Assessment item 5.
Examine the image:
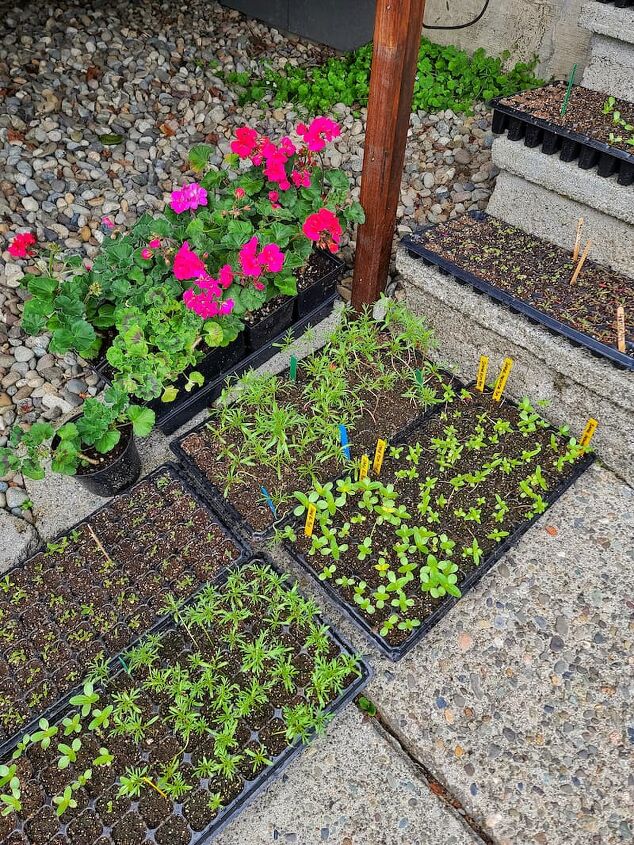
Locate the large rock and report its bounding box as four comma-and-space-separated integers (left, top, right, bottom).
0, 509, 39, 572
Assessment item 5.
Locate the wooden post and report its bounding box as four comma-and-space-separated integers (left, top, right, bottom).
352, 0, 426, 311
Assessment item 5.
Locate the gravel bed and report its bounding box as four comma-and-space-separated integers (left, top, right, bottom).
0, 0, 497, 520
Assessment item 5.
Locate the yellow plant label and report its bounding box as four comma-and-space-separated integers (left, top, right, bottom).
373, 439, 387, 475
304, 504, 317, 537
475, 355, 489, 392
616, 306, 626, 354
359, 454, 369, 481
580, 418, 598, 447
492, 357, 513, 402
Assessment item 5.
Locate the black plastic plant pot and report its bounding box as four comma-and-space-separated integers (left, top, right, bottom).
245, 295, 296, 352
296, 252, 346, 319
72, 423, 141, 497
489, 84, 634, 187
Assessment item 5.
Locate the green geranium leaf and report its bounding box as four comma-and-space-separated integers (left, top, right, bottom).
203, 321, 224, 347
188, 144, 213, 172
161, 386, 178, 403
127, 406, 155, 437
94, 429, 120, 454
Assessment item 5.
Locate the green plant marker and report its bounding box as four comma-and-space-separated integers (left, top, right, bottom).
560, 64, 577, 116
290, 355, 297, 382
415, 369, 423, 387
117, 655, 130, 674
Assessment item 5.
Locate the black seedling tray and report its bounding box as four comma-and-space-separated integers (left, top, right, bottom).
0, 556, 370, 845
401, 211, 634, 370
171, 363, 464, 544
154, 291, 340, 435
283, 393, 595, 661
595, 0, 633, 7
0, 462, 249, 759
490, 84, 634, 186
194, 556, 371, 844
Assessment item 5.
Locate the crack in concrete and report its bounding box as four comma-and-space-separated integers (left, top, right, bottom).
357, 699, 495, 845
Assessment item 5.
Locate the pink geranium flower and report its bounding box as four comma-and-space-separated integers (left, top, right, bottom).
231, 126, 259, 159
7, 232, 36, 258
170, 182, 208, 214
238, 237, 263, 278
141, 248, 153, 260
291, 169, 311, 189
303, 208, 342, 253
234, 187, 245, 199
297, 117, 341, 152
173, 241, 207, 281
218, 264, 234, 289
259, 243, 285, 273
149, 238, 161, 249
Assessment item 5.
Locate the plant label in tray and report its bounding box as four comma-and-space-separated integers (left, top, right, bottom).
580, 418, 599, 447
492, 357, 513, 402
373, 439, 387, 475
476, 355, 489, 392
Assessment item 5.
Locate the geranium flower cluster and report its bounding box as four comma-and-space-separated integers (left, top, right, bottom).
7, 232, 36, 258
230, 117, 341, 194
170, 182, 208, 214
303, 208, 342, 254
175, 237, 286, 319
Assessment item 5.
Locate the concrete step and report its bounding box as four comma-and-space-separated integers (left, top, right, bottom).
396, 245, 634, 485
487, 136, 634, 276
580, 1, 634, 99
492, 136, 634, 227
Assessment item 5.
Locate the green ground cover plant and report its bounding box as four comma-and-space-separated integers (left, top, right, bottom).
179, 300, 457, 533
224, 39, 543, 116
0, 563, 364, 844
284, 386, 591, 653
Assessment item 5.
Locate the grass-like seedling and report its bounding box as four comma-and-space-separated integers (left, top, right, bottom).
0, 563, 365, 844
285, 387, 591, 655
180, 300, 456, 533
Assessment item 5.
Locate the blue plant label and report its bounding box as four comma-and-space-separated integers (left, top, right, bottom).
339, 424, 351, 460
260, 486, 277, 516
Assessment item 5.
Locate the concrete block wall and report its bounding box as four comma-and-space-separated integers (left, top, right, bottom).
580, 2, 634, 99
221, 0, 592, 79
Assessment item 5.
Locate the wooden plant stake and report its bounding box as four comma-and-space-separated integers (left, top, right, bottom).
572, 217, 584, 262
616, 305, 626, 353
570, 240, 592, 285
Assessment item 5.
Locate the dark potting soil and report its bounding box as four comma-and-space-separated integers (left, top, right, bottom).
243, 292, 290, 327
411, 214, 634, 354
0, 563, 363, 845
0, 468, 242, 743
75, 424, 132, 476
180, 349, 455, 533
293, 387, 591, 650
295, 250, 338, 293
499, 82, 634, 155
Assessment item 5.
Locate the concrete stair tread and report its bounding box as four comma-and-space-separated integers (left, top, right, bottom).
581, 1, 634, 42
491, 135, 634, 225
